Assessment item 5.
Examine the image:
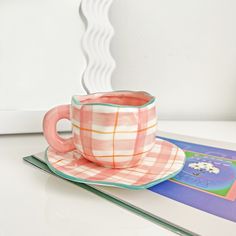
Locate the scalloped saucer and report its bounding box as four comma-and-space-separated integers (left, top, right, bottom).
45, 138, 185, 189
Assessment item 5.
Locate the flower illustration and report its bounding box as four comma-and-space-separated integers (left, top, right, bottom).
188, 161, 220, 175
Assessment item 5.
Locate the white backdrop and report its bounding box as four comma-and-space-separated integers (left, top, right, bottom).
110, 0, 236, 120
0, 0, 85, 111
0, 0, 236, 127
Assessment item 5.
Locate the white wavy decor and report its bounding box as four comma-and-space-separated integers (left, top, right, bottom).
80, 0, 115, 93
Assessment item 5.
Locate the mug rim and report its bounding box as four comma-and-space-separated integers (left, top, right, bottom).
71, 90, 156, 108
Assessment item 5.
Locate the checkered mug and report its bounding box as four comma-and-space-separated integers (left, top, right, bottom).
43, 91, 157, 168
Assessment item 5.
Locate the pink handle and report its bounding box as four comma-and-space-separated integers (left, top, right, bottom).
43, 104, 75, 153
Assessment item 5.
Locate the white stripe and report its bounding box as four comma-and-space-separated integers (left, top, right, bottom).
142, 143, 155, 152
92, 149, 138, 156
113, 150, 135, 155
150, 142, 162, 153
74, 144, 84, 154
97, 156, 132, 163
92, 123, 120, 133
113, 132, 137, 140
145, 125, 157, 135
92, 132, 114, 140
92, 150, 113, 156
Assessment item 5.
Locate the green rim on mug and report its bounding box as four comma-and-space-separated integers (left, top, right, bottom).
71, 90, 156, 108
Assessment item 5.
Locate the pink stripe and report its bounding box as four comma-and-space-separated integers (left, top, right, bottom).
129, 108, 148, 167
79, 106, 97, 163
74, 133, 82, 147
87, 168, 121, 181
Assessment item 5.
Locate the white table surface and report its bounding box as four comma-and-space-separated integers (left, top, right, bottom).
0, 121, 236, 236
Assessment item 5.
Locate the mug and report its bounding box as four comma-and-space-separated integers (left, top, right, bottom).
43, 91, 157, 168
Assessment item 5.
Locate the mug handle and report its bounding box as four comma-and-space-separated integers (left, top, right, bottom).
43, 104, 75, 153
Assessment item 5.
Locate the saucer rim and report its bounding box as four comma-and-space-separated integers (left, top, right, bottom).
44, 139, 186, 190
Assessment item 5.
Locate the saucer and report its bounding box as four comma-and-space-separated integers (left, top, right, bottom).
45, 138, 186, 189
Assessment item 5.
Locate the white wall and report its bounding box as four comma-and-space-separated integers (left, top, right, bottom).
1, 0, 235, 122
110, 0, 236, 120
0, 0, 85, 111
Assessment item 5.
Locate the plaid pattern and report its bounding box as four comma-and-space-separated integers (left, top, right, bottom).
46, 138, 186, 188
71, 99, 157, 168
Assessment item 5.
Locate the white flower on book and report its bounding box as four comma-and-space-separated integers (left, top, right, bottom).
188, 162, 220, 174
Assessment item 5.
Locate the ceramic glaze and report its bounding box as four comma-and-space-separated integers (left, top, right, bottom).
43, 91, 157, 168
45, 138, 186, 189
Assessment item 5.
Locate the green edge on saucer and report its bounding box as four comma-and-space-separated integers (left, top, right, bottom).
23, 155, 195, 236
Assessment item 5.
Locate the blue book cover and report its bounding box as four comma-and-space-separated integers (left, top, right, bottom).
149, 136, 236, 222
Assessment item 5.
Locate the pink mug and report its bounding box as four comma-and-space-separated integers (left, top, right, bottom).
43, 91, 157, 168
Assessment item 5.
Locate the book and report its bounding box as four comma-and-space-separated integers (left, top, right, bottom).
23, 131, 236, 236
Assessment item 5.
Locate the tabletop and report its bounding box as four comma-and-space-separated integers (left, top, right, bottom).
1, 121, 236, 236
